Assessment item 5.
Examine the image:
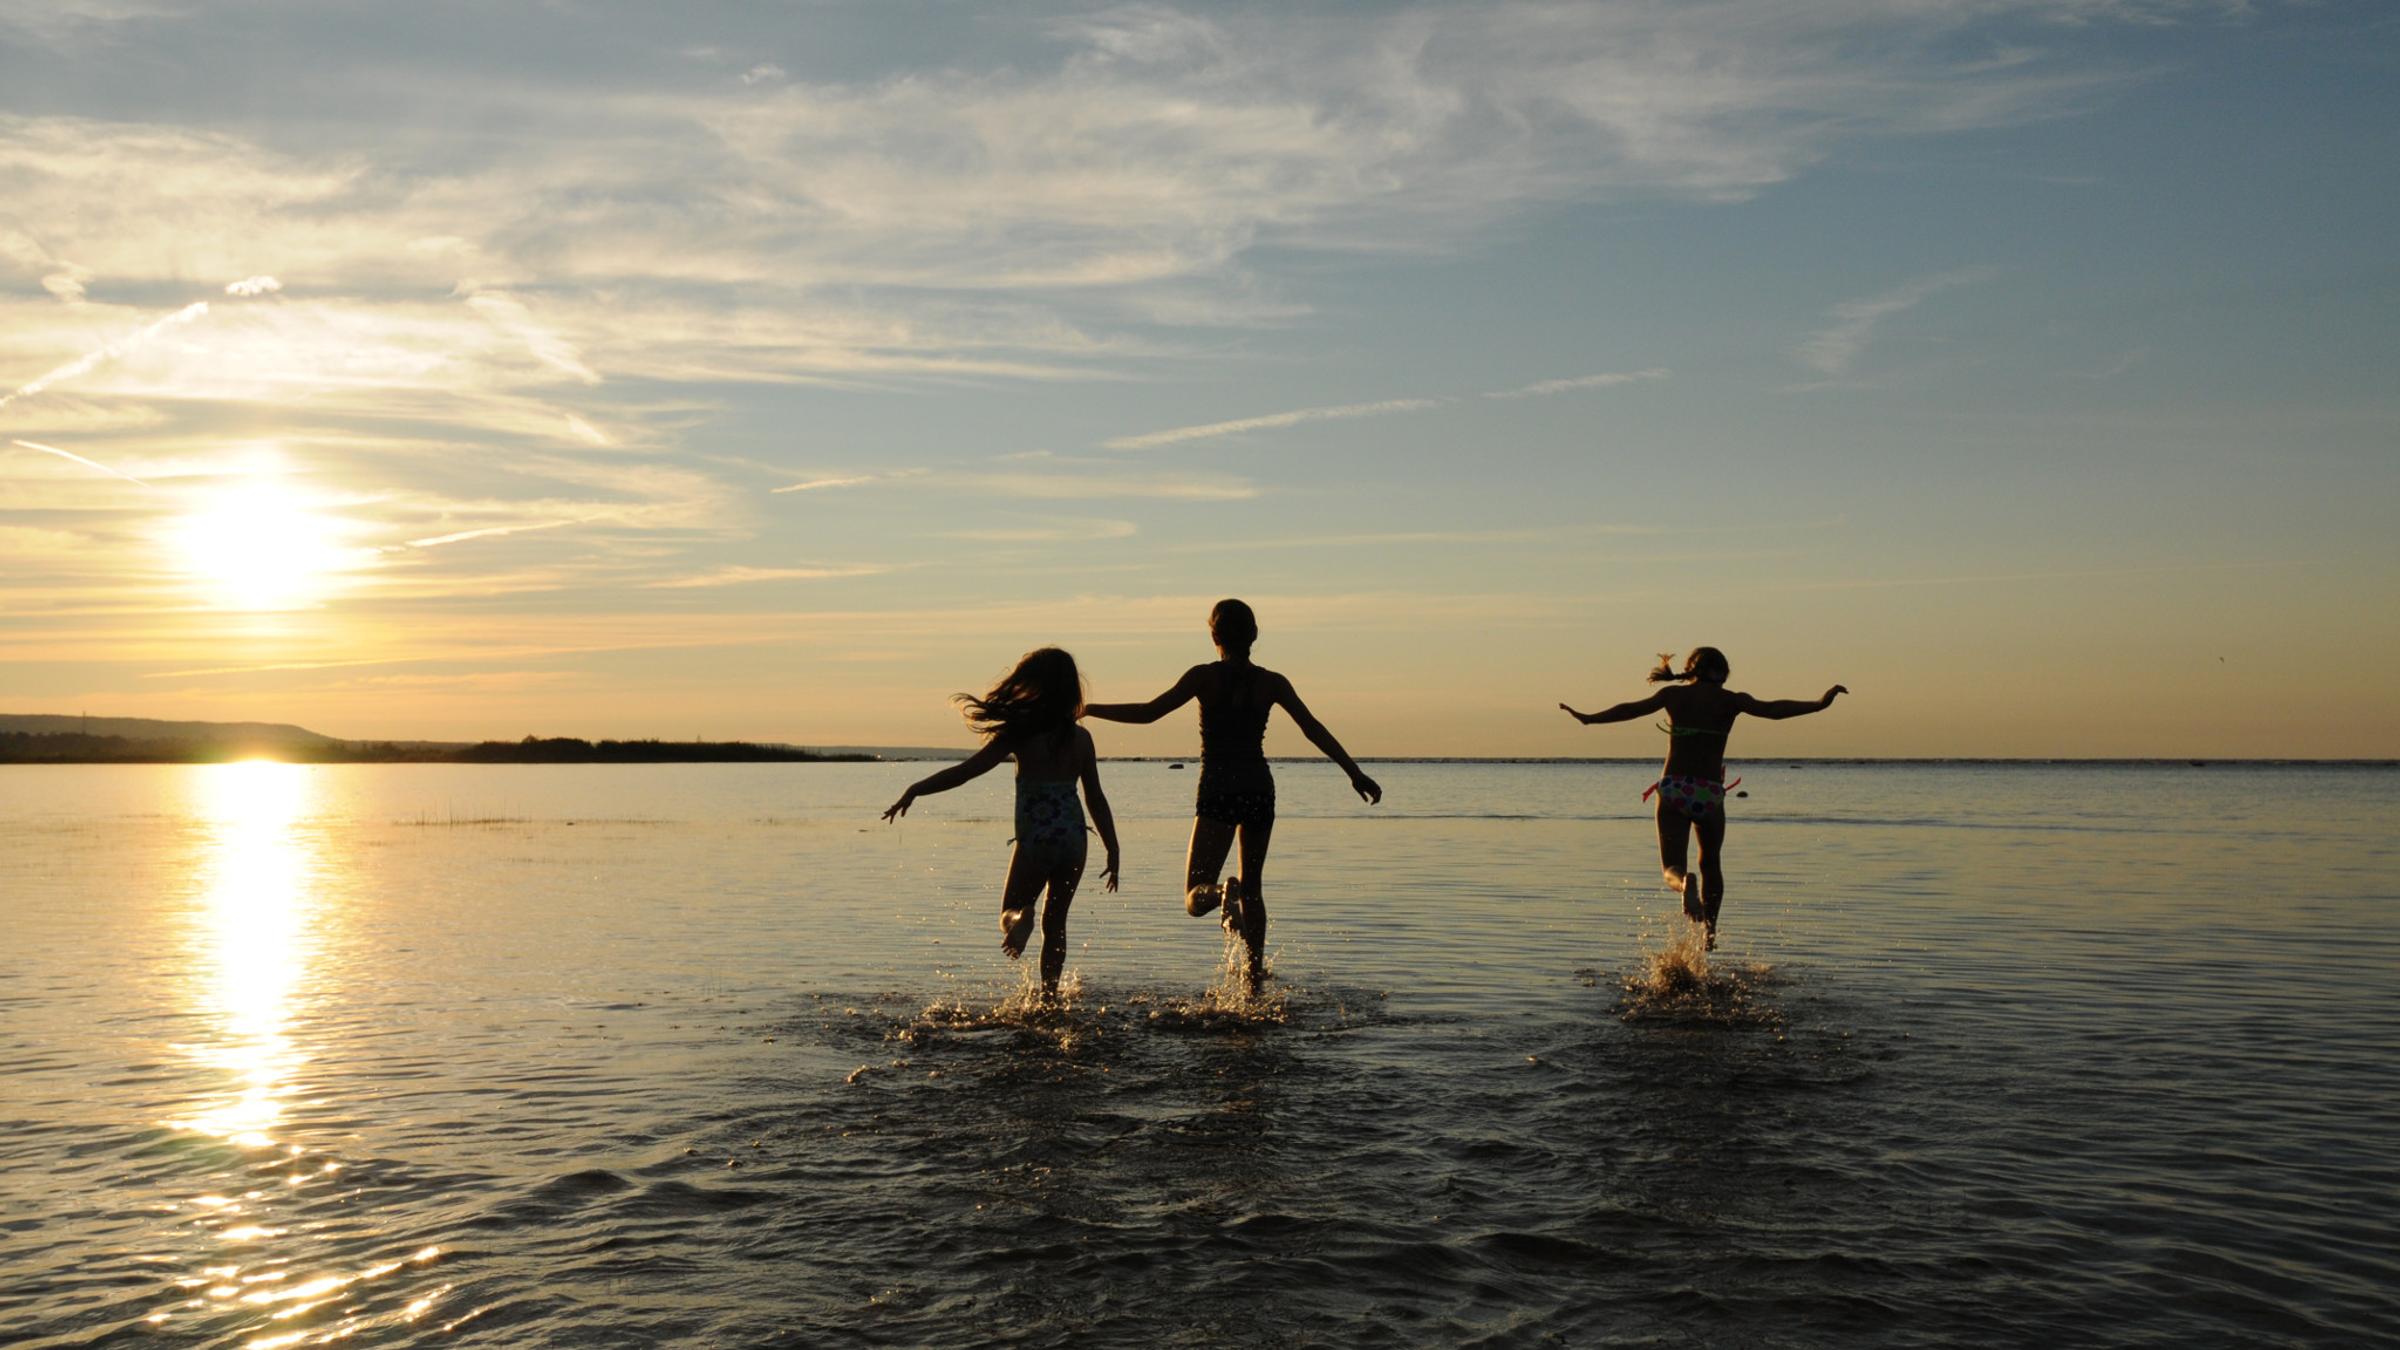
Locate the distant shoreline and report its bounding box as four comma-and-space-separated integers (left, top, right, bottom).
0, 733, 874, 766
0, 745, 2390, 769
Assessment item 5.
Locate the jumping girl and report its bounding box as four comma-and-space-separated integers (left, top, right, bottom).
1084, 599, 1380, 993
884, 647, 1120, 995
1560, 647, 1846, 948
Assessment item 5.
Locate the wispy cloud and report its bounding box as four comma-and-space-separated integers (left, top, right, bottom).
401, 517, 601, 550
1768, 558, 2314, 593
0, 300, 209, 413
770, 468, 929, 495
943, 464, 1257, 501
1793, 268, 1995, 377
8, 437, 150, 485
1107, 397, 1447, 451
1485, 368, 1671, 399
2073, 347, 2149, 381
1109, 366, 1670, 450
642, 564, 890, 589
938, 518, 1139, 543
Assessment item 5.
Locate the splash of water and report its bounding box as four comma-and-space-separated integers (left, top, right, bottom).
1196, 931, 1285, 1020
1616, 918, 1781, 1028
899, 970, 1101, 1054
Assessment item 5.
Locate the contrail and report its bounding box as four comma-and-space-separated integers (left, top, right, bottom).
8, 439, 151, 486
399, 516, 603, 550
0, 275, 284, 415
0, 301, 210, 414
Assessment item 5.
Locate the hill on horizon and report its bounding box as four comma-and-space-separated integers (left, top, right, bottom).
0, 713, 971, 762
0, 713, 342, 746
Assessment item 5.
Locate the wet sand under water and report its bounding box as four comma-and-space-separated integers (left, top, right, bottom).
2, 761, 2397, 1346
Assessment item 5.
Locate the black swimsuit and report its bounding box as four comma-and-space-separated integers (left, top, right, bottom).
1195, 670, 1274, 828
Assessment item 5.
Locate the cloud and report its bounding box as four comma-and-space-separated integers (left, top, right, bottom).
463, 289, 602, 386
770, 468, 929, 494
642, 564, 890, 589
2073, 347, 2149, 381
1793, 268, 1995, 376
1485, 367, 1670, 399
0, 299, 210, 413
1767, 558, 2314, 593
1106, 397, 1447, 451
9, 438, 151, 485
942, 465, 1257, 501
1108, 367, 1668, 450
402, 517, 601, 550
938, 518, 1139, 543
223, 275, 282, 297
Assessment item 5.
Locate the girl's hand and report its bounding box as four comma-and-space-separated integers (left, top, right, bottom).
1102, 852, 1121, 893
1558, 703, 1588, 724
1351, 771, 1383, 805
881, 791, 915, 822
1822, 685, 1849, 706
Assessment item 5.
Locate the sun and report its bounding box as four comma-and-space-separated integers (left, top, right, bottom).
173, 477, 362, 611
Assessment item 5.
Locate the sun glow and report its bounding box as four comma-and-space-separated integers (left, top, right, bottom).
173, 477, 363, 611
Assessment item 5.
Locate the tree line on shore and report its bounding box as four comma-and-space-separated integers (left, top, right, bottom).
0, 731, 871, 764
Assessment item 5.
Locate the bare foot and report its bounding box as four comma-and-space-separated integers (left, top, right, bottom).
1220, 876, 1244, 933
1680, 873, 1703, 924
1000, 906, 1035, 958
1185, 882, 1223, 918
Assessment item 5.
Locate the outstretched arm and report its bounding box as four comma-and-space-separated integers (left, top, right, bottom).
1083, 666, 1204, 725
1274, 676, 1381, 804
1737, 685, 1849, 721
1559, 690, 1668, 725
882, 737, 1010, 820
1078, 731, 1120, 892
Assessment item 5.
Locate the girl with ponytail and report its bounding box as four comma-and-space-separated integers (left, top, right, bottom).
1560, 648, 1846, 948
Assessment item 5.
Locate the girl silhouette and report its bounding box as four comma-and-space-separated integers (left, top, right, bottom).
885, 647, 1120, 995
1085, 600, 1380, 993
1561, 647, 1845, 947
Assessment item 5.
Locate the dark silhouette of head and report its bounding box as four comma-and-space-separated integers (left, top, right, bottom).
958, 646, 1084, 741
1649, 647, 1730, 685
1210, 598, 1258, 658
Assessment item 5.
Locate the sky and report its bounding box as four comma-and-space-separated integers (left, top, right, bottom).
1, 0, 2394, 758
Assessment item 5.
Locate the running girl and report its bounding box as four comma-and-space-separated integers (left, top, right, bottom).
1560, 647, 1846, 948
884, 647, 1120, 995
1084, 599, 1380, 993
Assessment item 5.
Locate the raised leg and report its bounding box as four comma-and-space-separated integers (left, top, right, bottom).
998, 842, 1050, 958
1184, 816, 1238, 917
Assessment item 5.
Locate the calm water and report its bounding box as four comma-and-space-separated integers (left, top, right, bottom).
3, 761, 2396, 1348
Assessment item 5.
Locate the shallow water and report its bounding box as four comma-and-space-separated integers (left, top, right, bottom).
3, 761, 2396, 1346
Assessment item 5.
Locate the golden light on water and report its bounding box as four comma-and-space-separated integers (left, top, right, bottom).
172, 476, 364, 612
149, 767, 455, 1340
174, 760, 319, 1148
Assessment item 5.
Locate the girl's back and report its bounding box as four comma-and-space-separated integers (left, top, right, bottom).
1197, 661, 1274, 763
1010, 723, 1085, 781
1659, 683, 1741, 779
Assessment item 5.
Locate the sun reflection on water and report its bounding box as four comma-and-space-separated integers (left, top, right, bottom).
148, 764, 456, 1340
173, 760, 319, 1148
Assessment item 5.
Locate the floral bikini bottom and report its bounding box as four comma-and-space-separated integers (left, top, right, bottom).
1643, 774, 1741, 822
